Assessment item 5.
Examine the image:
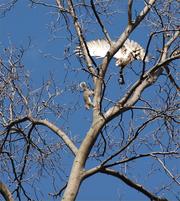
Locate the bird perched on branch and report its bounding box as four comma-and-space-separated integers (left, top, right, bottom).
75, 39, 149, 84
79, 82, 94, 109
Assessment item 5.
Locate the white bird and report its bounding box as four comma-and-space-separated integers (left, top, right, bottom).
75, 39, 149, 84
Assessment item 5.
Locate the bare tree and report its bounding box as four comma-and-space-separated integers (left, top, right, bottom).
0, 0, 179, 201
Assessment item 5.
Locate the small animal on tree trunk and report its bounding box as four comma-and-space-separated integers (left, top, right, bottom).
79, 82, 94, 109
75, 39, 149, 84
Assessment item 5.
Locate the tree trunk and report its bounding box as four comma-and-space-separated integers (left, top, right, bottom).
61, 162, 83, 201
62, 117, 105, 201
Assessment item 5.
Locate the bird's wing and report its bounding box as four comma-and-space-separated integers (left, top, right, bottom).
75, 39, 110, 58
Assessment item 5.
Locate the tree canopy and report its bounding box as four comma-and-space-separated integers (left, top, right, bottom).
0, 1, 179, 201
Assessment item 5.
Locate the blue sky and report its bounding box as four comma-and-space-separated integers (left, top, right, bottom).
0, 1, 179, 201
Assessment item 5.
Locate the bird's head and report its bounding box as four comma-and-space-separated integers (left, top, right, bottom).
79, 82, 87, 90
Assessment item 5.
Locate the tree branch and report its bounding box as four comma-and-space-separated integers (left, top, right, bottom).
83, 164, 169, 201
100, 168, 168, 201
0, 181, 14, 201
93, 0, 156, 117
55, 0, 70, 13
5, 116, 78, 156
90, 0, 112, 43
163, 65, 180, 91
134, 0, 156, 27
30, 118, 78, 156
104, 29, 179, 121
104, 151, 179, 168
101, 116, 160, 166
128, 0, 133, 25
107, 0, 156, 66
67, 0, 97, 81
156, 157, 180, 185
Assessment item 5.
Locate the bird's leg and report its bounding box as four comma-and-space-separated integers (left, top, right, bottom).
118, 67, 125, 85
